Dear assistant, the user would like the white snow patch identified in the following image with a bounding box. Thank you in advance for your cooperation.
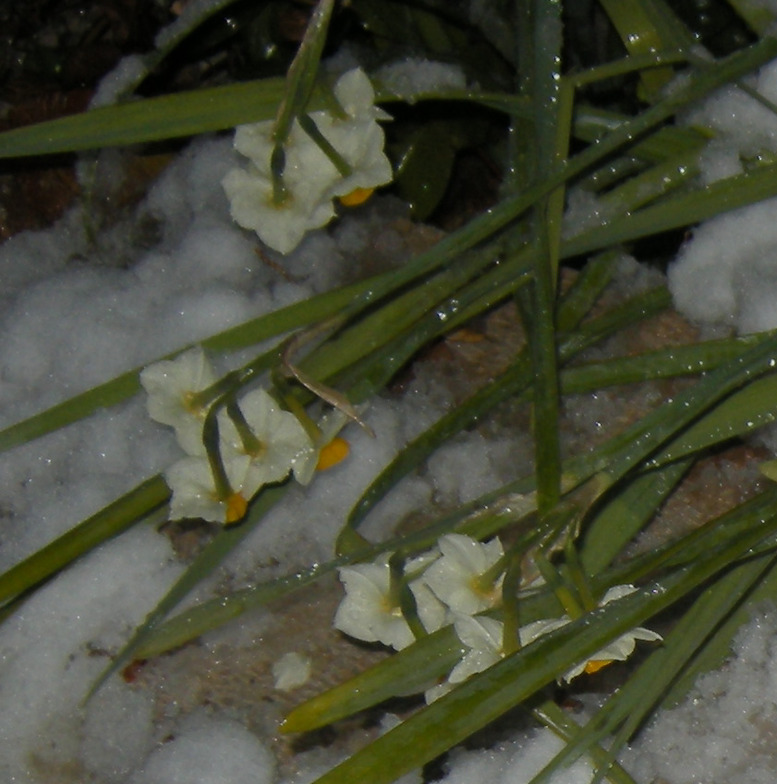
[376,58,467,99]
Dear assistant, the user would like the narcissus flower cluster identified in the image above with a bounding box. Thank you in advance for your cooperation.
[333,534,504,651]
[332,533,662,702]
[141,347,347,525]
[222,67,393,254]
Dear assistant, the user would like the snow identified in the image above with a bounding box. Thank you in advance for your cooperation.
[375,59,467,100]
[439,732,595,784]
[128,711,276,784]
[0,133,453,782]
[624,607,777,784]
[669,56,777,335]
[4,39,777,784]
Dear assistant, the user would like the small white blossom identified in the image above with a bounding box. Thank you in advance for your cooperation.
[222,119,338,254]
[422,534,504,615]
[518,584,662,683]
[560,584,662,681]
[222,67,392,254]
[334,559,415,650]
[140,347,216,455]
[164,453,263,524]
[334,554,446,650]
[220,388,314,487]
[425,614,504,703]
[425,583,662,702]
[561,625,663,682]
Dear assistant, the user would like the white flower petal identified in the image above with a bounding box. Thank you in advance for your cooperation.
[425,614,504,704]
[424,681,453,704]
[518,616,570,646]
[333,67,383,120]
[223,388,313,486]
[323,119,392,198]
[448,615,504,684]
[222,164,336,254]
[140,347,216,455]
[422,534,504,614]
[600,584,638,605]
[164,454,248,523]
[409,578,448,634]
[334,561,414,650]
[164,451,264,525]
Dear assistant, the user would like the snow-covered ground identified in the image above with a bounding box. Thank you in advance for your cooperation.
[6,47,777,784]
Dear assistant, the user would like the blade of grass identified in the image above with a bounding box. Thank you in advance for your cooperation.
[282,625,463,733]
[344,284,671,537]
[0,476,169,608]
[0,78,289,157]
[565,158,777,257]
[661,547,777,705]
[598,0,693,99]
[533,700,639,784]
[580,459,693,576]
[649,373,777,466]
[525,0,565,515]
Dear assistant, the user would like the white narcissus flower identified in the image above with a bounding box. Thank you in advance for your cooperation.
[561,625,663,682]
[334,554,446,651]
[165,453,263,525]
[318,68,393,202]
[222,67,392,254]
[560,584,662,682]
[421,533,504,615]
[161,387,312,524]
[222,118,338,254]
[334,559,415,651]
[426,583,662,702]
[220,388,314,487]
[140,347,216,455]
[518,584,662,683]
[425,614,505,703]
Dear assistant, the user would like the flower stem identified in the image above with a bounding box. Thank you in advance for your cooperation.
[298,113,353,178]
[202,405,234,501]
[270,144,289,207]
[225,400,264,458]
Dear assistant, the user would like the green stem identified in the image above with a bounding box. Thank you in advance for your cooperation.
[298,113,353,177]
